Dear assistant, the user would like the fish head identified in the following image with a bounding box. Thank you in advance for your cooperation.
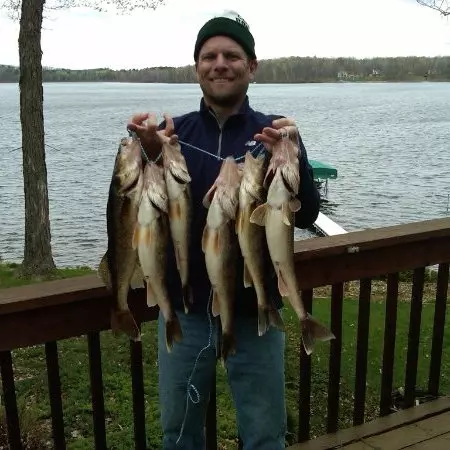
[264,135,300,194]
[162,139,191,185]
[241,151,266,202]
[267,167,293,207]
[202,157,242,219]
[143,161,168,213]
[114,137,143,197]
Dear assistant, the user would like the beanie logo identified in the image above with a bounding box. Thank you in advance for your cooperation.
[235,14,249,29]
[220,10,250,30]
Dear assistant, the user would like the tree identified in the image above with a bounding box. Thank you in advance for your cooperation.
[416,0,450,16]
[1,0,166,276]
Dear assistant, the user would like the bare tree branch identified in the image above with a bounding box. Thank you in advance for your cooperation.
[416,0,450,16]
[1,0,165,19]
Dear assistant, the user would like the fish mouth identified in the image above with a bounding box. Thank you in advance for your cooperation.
[263,167,297,195]
[263,167,275,189]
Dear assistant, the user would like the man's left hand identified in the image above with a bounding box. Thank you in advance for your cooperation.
[254,117,298,152]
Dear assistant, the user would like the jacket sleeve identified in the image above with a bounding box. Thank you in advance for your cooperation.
[295,133,321,228]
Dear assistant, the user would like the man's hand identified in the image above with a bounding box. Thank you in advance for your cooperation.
[254,117,298,153]
[127,112,176,159]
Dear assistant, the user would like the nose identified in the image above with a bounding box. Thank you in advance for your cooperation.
[213,53,228,72]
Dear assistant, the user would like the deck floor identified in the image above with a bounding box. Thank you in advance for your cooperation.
[289,396,450,450]
[342,411,450,449]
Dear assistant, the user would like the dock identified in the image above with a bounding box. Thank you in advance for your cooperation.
[314,211,347,236]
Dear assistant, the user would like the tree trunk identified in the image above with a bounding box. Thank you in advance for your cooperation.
[19,0,55,276]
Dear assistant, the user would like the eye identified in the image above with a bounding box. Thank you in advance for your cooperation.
[201,54,215,61]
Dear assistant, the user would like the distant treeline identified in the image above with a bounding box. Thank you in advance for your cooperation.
[1,56,450,83]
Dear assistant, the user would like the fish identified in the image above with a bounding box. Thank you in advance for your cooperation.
[202,156,243,362]
[132,160,183,353]
[161,135,193,314]
[97,135,145,341]
[263,128,301,196]
[250,135,335,355]
[236,150,285,336]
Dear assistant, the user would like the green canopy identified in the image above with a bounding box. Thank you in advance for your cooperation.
[309,159,338,180]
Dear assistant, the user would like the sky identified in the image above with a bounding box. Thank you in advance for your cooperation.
[0,0,449,70]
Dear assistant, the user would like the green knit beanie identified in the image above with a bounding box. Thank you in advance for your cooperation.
[194,11,256,61]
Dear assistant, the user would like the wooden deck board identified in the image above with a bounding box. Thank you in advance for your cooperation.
[288,396,450,450]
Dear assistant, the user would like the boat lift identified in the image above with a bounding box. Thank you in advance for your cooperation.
[309,159,347,237]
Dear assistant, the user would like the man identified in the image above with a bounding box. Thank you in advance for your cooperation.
[127,10,320,450]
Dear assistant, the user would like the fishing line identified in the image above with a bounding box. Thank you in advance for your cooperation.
[176,289,214,446]
[178,139,266,162]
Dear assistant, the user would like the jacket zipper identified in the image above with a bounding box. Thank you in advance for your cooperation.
[209,110,225,158]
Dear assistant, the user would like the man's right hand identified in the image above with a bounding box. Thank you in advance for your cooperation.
[127,112,176,160]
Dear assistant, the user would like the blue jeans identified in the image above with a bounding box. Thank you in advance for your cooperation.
[157,309,287,450]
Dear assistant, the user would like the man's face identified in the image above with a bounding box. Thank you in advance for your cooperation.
[196,35,257,108]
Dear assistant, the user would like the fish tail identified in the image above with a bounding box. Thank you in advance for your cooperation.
[257,307,269,337]
[268,308,285,333]
[111,308,141,342]
[165,315,183,353]
[257,307,285,336]
[221,332,237,363]
[300,313,335,355]
[182,284,193,314]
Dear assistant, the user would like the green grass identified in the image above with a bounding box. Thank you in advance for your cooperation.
[1,264,449,449]
[0,261,94,288]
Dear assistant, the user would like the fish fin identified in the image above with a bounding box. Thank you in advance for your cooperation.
[182,284,193,314]
[221,332,236,362]
[211,291,220,317]
[202,184,217,209]
[301,313,335,355]
[278,270,290,297]
[169,162,191,184]
[110,309,141,341]
[249,203,268,227]
[268,308,285,332]
[97,252,112,290]
[165,315,183,353]
[213,230,221,255]
[235,208,242,234]
[257,307,269,337]
[201,226,209,253]
[132,224,140,250]
[144,226,152,247]
[281,204,291,226]
[289,197,302,212]
[146,280,158,307]
[130,263,144,289]
[243,262,253,288]
[168,200,182,221]
[148,192,168,214]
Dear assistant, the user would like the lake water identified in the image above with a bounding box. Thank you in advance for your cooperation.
[1,82,449,268]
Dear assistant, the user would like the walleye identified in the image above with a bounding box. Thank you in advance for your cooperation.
[236,151,285,336]
[132,161,183,353]
[98,135,145,341]
[202,157,242,361]
[161,135,193,314]
[250,134,335,355]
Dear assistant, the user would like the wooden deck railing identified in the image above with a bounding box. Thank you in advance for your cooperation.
[1,217,449,449]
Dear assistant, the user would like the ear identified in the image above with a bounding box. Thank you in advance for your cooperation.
[248,59,258,81]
